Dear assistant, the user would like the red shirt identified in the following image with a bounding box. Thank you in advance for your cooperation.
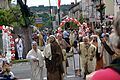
[91,68,120,80]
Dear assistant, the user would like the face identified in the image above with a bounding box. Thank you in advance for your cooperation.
[83,38,89,45]
[57,35,62,40]
[49,36,55,43]
[32,43,37,50]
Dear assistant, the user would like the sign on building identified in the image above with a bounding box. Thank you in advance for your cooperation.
[35,17,43,27]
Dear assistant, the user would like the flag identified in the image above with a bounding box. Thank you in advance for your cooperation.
[58,0,61,8]
[0,26,3,30]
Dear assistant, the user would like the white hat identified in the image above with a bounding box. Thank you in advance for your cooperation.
[31,41,37,46]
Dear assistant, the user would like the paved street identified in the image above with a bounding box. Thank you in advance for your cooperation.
[11,57,84,80]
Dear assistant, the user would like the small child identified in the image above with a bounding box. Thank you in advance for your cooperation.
[0,51,16,80]
[70,40,81,76]
[1,62,16,80]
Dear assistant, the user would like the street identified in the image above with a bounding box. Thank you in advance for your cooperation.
[11,57,83,80]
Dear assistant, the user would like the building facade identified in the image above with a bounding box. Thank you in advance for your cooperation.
[69,2,82,20]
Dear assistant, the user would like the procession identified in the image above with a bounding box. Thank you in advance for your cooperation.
[0,0,120,80]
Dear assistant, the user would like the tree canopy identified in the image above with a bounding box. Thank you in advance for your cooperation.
[0,6,35,27]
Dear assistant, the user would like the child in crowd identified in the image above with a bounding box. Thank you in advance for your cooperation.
[70,40,81,76]
[0,51,16,80]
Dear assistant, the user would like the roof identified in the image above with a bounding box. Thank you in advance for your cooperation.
[69,2,80,11]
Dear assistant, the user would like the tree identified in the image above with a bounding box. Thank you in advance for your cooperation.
[0,6,23,26]
[0,5,35,58]
[79,14,84,24]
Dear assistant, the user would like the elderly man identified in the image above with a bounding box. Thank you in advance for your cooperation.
[26,41,44,80]
[79,36,96,79]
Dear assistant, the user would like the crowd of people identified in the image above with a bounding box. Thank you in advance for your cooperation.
[1,16,119,80]
[25,15,120,80]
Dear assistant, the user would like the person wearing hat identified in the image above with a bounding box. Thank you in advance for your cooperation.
[26,41,44,80]
[43,35,64,80]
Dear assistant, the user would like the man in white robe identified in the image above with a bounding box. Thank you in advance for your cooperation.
[79,36,96,78]
[26,41,44,80]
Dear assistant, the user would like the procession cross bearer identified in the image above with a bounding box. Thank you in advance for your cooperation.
[26,41,44,80]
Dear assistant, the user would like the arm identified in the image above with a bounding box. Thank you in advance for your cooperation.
[101,41,115,55]
[64,39,71,48]
[90,46,96,61]
[26,53,39,62]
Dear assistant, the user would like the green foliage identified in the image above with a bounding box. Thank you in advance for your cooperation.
[0,6,35,27]
[79,14,84,24]
[0,6,22,27]
[62,22,79,29]
[12,59,28,64]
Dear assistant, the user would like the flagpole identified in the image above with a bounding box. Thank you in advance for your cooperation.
[58,8,60,25]
[49,0,53,30]
[58,0,61,25]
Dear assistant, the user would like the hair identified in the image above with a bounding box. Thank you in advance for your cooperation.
[31,41,37,47]
[72,40,78,48]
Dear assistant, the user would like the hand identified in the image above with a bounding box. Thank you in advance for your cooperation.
[33,58,39,62]
[101,38,106,43]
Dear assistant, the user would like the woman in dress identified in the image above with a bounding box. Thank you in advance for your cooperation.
[70,40,81,76]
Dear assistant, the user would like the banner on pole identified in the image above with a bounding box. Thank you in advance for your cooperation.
[58,0,61,9]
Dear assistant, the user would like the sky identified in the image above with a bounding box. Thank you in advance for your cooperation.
[11,0,81,7]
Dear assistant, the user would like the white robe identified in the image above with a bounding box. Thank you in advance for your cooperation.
[43,43,52,60]
[79,42,96,76]
[26,49,44,80]
[16,38,23,58]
